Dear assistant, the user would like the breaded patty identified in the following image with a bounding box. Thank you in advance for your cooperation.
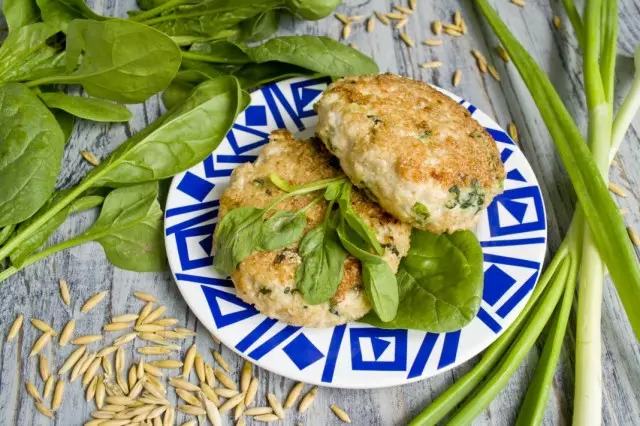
[316,73,505,233]
[218,130,411,328]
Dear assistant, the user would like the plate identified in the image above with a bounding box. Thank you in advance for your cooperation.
[164,76,547,389]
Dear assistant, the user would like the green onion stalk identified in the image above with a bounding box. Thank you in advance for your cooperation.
[409,0,640,423]
[573,0,615,422]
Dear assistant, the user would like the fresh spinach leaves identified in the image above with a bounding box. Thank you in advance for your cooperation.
[0,225,16,246]
[61,182,166,271]
[362,261,399,322]
[142,0,280,38]
[295,208,347,305]
[0,23,66,84]
[335,201,398,322]
[337,184,384,255]
[89,76,250,186]
[233,62,313,90]
[284,0,342,20]
[0,83,65,227]
[36,0,106,30]
[362,229,484,332]
[260,210,307,251]
[52,109,76,142]
[238,10,280,42]
[248,36,379,77]
[3,0,39,31]
[213,207,266,276]
[27,19,182,104]
[9,190,105,266]
[0,76,250,278]
[38,92,132,122]
[185,40,252,64]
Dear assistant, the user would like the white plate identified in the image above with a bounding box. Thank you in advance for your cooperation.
[164,76,547,389]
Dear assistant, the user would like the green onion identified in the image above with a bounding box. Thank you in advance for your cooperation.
[475,0,640,343]
[412,0,640,423]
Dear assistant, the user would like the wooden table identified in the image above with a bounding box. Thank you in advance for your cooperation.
[2,0,640,424]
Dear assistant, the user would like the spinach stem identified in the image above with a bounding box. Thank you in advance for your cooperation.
[140,9,223,26]
[299,196,323,214]
[0,236,84,282]
[0,183,90,263]
[182,51,250,65]
[128,0,190,22]
[266,176,346,212]
[24,74,77,88]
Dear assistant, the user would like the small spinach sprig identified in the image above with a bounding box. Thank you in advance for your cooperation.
[213,176,347,276]
[238,175,400,320]
[331,183,398,322]
[295,199,347,305]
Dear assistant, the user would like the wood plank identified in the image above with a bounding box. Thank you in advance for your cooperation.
[1,0,639,424]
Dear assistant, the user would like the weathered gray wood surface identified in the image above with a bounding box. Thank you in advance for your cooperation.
[1,0,640,425]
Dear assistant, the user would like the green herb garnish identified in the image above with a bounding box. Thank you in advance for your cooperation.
[411,202,431,225]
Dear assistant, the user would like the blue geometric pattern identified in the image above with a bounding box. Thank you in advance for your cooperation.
[177,172,215,201]
[483,264,517,305]
[487,186,546,237]
[350,328,408,371]
[201,286,258,328]
[283,333,325,370]
[164,78,548,388]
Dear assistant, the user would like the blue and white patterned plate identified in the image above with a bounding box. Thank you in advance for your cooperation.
[164,77,547,389]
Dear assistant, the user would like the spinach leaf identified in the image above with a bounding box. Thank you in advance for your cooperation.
[0,23,66,84]
[362,229,484,332]
[31,19,181,104]
[52,109,76,142]
[9,191,105,267]
[148,0,280,38]
[238,10,280,42]
[38,92,132,122]
[213,207,265,276]
[90,76,250,186]
[284,0,341,20]
[295,211,347,305]
[336,218,382,264]
[36,0,106,30]
[162,80,197,111]
[0,225,16,246]
[362,261,398,322]
[181,59,236,78]
[0,83,65,227]
[248,36,379,77]
[136,0,169,10]
[162,61,244,110]
[186,40,252,64]
[3,0,39,31]
[234,62,313,90]
[95,203,165,271]
[260,210,307,251]
[62,182,166,271]
[337,183,383,255]
[336,217,398,321]
[323,180,347,201]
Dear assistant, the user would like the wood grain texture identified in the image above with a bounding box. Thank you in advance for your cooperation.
[1,0,640,425]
